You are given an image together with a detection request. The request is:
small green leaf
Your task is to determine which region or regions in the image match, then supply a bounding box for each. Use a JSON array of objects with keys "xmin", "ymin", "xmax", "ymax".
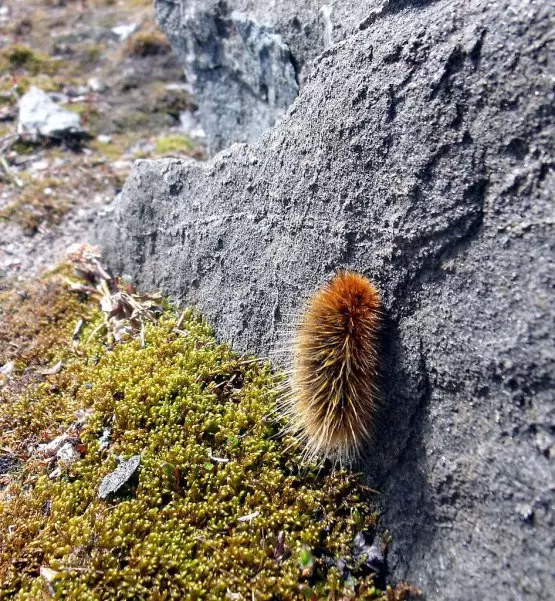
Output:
[{"xmin": 298, "ymin": 546, "xmax": 314, "ymax": 569}]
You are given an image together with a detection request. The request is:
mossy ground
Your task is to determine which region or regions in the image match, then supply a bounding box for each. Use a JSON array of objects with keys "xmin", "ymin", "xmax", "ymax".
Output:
[{"xmin": 0, "ymin": 269, "xmax": 417, "ymax": 600}]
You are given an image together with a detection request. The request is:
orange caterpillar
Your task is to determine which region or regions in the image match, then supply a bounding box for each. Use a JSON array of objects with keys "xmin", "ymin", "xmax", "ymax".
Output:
[{"xmin": 284, "ymin": 271, "xmax": 382, "ymax": 464}]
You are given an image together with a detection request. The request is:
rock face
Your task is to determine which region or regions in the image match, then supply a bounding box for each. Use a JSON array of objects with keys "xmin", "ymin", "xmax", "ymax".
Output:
[
  {"xmin": 99, "ymin": 0, "xmax": 554, "ymax": 599},
  {"xmin": 154, "ymin": 0, "xmax": 375, "ymax": 152}
]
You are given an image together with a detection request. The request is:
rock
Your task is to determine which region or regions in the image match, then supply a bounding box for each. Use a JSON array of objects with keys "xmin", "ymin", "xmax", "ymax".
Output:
[
  {"xmin": 96, "ymin": 134, "xmax": 113, "ymax": 144},
  {"xmin": 98, "ymin": 0, "xmax": 554, "ymax": 599},
  {"xmin": 87, "ymin": 77, "xmax": 106, "ymax": 93},
  {"xmin": 112, "ymin": 23, "xmax": 139, "ymax": 42},
  {"xmin": 56, "ymin": 442, "xmax": 80, "ymax": 464},
  {"xmin": 18, "ymin": 87, "xmax": 84, "ymax": 140},
  {"xmin": 0, "ymin": 361, "xmax": 14, "ymax": 376},
  {"xmin": 54, "ymin": 26, "xmax": 119, "ymax": 45},
  {"xmin": 155, "ymin": 0, "xmax": 382, "ymax": 152},
  {"xmin": 36, "ymin": 434, "xmax": 70, "ymax": 458},
  {"xmin": 98, "ymin": 455, "xmax": 141, "ymax": 499},
  {"xmin": 0, "ymin": 455, "xmax": 21, "ymax": 479},
  {"xmin": 155, "ymin": 0, "xmax": 304, "ymax": 152},
  {"xmin": 179, "ymin": 110, "xmax": 205, "ymax": 140},
  {"xmin": 352, "ymin": 531, "xmax": 386, "ymax": 578}
]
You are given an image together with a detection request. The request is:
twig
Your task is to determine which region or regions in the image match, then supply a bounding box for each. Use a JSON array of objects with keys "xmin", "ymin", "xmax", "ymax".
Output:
[
  {"xmin": 140, "ymin": 321, "xmax": 145, "ymax": 348},
  {"xmin": 0, "ymin": 156, "xmax": 23, "ymax": 188},
  {"xmin": 0, "ymin": 132, "xmax": 19, "ymax": 154},
  {"xmin": 175, "ymin": 309, "xmax": 186, "ymax": 330}
]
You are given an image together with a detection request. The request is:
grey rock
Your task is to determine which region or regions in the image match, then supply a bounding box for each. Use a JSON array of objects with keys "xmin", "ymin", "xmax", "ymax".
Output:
[
  {"xmin": 156, "ymin": 0, "xmax": 301, "ymax": 153},
  {"xmin": 96, "ymin": 134, "xmax": 113, "ymax": 145},
  {"xmin": 98, "ymin": 455, "xmax": 141, "ymax": 499},
  {"xmin": 18, "ymin": 87, "xmax": 84, "ymax": 140},
  {"xmin": 155, "ymin": 0, "xmax": 385, "ymax": 152},
  {"xmin": 56, "ymin": 442, "xmax": 80, "ymax": 465},
  {"xmin": 98, "ymin": 0, "xmax": 554, "ymax": 599},
  {"xmin": 54, "ymin": 26, "xmax": 119, "ymax": 45},
  {"xmin": 87, "ymin": 77, "xmax": 106, "ymax": 93}
]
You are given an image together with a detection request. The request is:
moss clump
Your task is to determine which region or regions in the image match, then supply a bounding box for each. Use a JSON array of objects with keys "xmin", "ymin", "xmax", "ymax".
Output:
[
  {"xmin": 0, "ymin": 271, "xmax": 417, "ymax": 600},
  {"xmin": 89, "ymin": 134, "xmax": 130, "ymax": 161},
  {"xmin": 0, "ymin": 45, "xmax": 59, "ymax": 76},
  {"xmin": 155, "ymin": 134, "xmax": 193, "ymax": 156},
  {"xmin": 151, "ymin": 84, "xmax": 195, "ymax": 119},
  {"xmin": 124, "ymin": 31, "xmax": 172, "ymax": 58}
]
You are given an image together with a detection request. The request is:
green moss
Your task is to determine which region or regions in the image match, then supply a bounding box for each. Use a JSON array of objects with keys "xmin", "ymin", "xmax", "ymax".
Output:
[
  {"xmin": 128, "ymin": 110, "xmax": 151, "ymax": 129},
  {"xmin": 89, "ymin": 137, "xmax": 129, "ymax": 161},
  {"xmin": 0, "ymin": 44, "xmax": 60, "ymax": 76},
  {"xmin": 151, "ymin": 84, "xmax": 194, "ymax": 119},
  {"xmin": 155, "ymin": 134, "xmax": 193, "ymax": 156},
  {"xmin": 0, "ymin": 272, "xmax": 417, "ymax": 600},
  {"xmin": 0, "ymin": 267, "xmax": 92, "ymax": 370}
]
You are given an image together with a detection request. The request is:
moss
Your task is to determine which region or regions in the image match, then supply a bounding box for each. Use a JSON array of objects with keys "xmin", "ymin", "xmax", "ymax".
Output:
[
  {"xmin": 125, "ymin": 0, "xmax": 153, "ymax": 7},
  {"xmin": 151, "ymin": 85, "xmax": 194, "ymax": 119},
  {"xmin": 155, "ymin": 134, "xmax": 193, "ymax": 156},
  {"xmin": 0, "ymin": 155, "xmax": 123, "ymax": 233},
  {"xmin": 124, "ymin": 31, "xmax": 172, "ymax": 58},
  {"xmin": 0, "ymin": 176, "xmax": 72, "ymax": 234},
  {"xmin": 89, "ymin": 134, "xmax": 137, "ymax": 161},
  {"xmin": 0, "ymin": 266, "xmax": 92, "ymax": 370},
  {"xmin": 0, "ymin": 270, "xmax": 418, "ymax": 601},
  {"xmin": 84, "ymin": 45, "xmax": 104, "ymax": 64},
  {"xmin": 0, "ymin": 45, "xmax": 60, "ymax": 76},
  {"xmin": 119, "ymin": 110, "xmax": 150, "ymax": 130}
]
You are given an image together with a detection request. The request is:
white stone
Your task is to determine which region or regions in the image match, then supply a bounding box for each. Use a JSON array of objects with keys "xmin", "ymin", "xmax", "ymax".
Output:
[
  {"xmin": 18, "ymin": 87, "xmax": 83, "ymax": 139},
  {"xmin": 112, "ymin": 23, "xmax": 139, "ymax": 41}
]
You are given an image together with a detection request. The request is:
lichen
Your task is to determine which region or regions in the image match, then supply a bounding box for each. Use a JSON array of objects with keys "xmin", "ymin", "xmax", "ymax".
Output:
[{"xmin": 0, "ymin": 270, "xmax": 417, "ymax": 600}]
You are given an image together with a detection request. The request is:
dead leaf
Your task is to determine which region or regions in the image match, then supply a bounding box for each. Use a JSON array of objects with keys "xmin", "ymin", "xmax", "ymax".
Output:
[
  {"xmin": 238, "ymin": 511, "xmax": 260, "ymax": 523},
  {"xmin": 40, "ymin": 361, "xmax": 63, "ymax": 376}
]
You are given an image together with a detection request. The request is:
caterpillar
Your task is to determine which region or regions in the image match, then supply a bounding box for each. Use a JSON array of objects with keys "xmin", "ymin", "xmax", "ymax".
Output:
[{"xmin": 283, "ymin": 271, "xmax": 382, "ymax": 465}]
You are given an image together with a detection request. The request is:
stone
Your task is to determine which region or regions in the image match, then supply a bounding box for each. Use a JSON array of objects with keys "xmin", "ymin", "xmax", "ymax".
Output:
[
  {"xmin": 87, "ymin": 77, "xmax": 106, "ymax": 93},
  {"xmin": 0, "ymin": 455, "xmax": 21, "ymax": 478},
  {"xmin": 98, "ymin": 455, "xmax": 141, "ymax": 499},
  {"xmin": 112, "ymin": 23, "xmax": 139, "ymax": 42},
  {"xmin": 98, "ymin": 0, "xmax": 554, "ymax": 599},
  {"xmin": 36, "ymin": 434, "xmax": 70, "ymax": 458},
  {"xmin": 155, "ymin": 0, "xmax": 386, "ymax": 152},
  {"xmin": 56, "ymin": 442, "xmax": 80, "ymax": 465},
  {"xmin": 18, "ymin": 87, "xmax": 84, "ymax": 140}
]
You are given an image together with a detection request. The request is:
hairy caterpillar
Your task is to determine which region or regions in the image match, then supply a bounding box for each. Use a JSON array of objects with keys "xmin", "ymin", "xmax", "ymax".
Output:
[{"xmin": 283, "ymin": 271, "xmax": 382, "ymax": 464}]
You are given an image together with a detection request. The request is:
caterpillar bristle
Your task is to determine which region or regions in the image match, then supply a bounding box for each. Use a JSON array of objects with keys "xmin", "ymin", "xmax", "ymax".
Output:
[{"xmin": 282, "ymin": 271, "xmax": 382, "ymax": 465}]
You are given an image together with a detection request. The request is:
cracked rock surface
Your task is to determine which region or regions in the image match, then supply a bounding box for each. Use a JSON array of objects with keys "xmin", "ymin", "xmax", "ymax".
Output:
[{"xmin": 99, "ymin": 0, "xmax": 555, "ymax": 599}]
